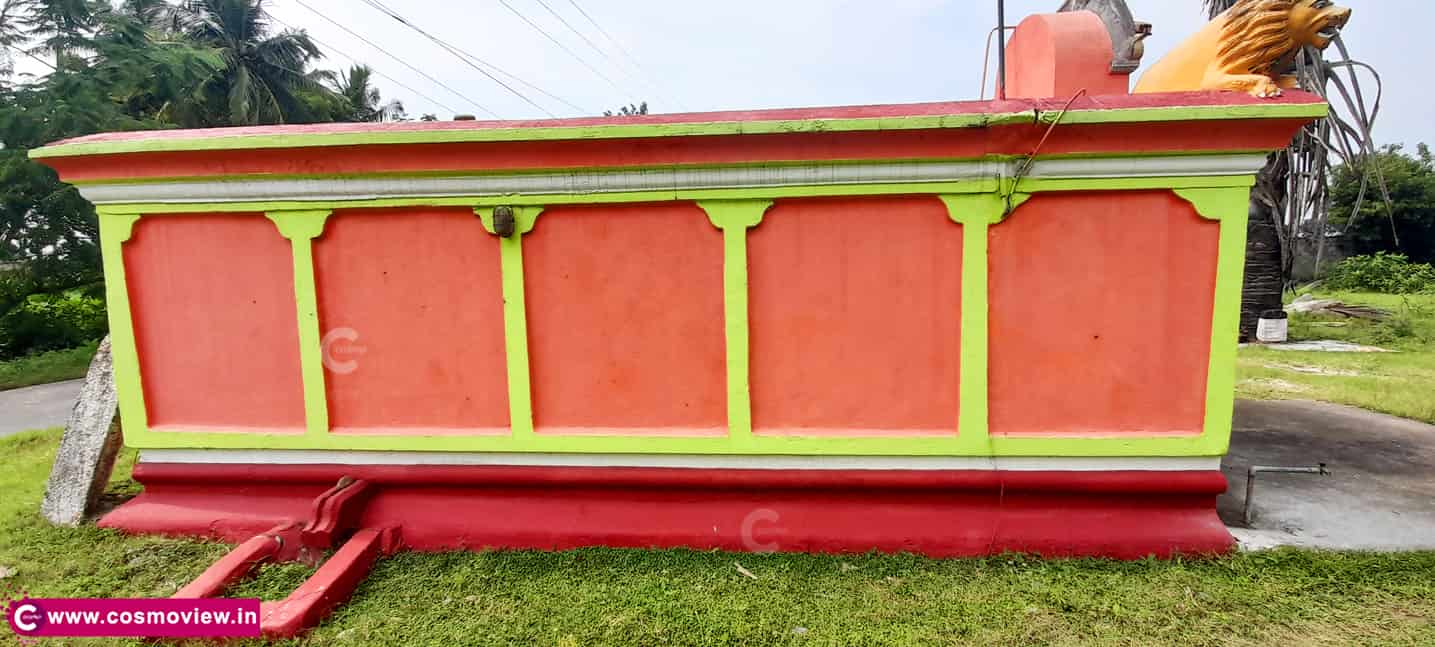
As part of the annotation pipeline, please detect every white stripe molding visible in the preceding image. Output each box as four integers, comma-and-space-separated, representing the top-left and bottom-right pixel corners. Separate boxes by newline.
75, 154, 1267, 205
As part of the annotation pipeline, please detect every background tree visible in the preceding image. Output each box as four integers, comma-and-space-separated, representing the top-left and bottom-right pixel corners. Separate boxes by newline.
326, 64, 405, 122
2, 0, 220, 283
0, 0, 29, 77
21, 0, 102, 65
1331, 144, 1435, 265
175, 0, 328, 126
118, 0, 181, 32
604, 101, 648, 116
0, 0, 412, 359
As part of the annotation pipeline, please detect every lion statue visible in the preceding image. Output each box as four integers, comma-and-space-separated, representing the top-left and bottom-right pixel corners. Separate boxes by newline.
1134, 0, 1351, 98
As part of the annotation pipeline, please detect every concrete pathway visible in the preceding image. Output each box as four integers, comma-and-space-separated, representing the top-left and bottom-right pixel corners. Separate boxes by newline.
0, 379, 83, 438
1221, 400, 1435, 551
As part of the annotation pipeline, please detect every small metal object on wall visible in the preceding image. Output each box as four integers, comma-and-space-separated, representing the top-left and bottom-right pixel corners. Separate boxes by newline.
491, 206, 517, 238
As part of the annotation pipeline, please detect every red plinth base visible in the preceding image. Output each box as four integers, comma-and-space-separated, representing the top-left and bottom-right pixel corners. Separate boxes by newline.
102, 463, 1234, 559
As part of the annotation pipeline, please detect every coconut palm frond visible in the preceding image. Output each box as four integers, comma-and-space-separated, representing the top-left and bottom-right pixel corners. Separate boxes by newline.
174, 0, 331, 125
1203, 0, 1239, 19
327, 64, 398, 122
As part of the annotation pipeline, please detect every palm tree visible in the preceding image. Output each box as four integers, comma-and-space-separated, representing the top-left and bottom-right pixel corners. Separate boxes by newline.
176, 0, 328, 126
327, 64, 404, 122
91, 1, 224, 126
119, 0, 182, 33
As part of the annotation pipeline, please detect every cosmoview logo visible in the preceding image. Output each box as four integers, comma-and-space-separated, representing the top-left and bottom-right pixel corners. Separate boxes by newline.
10, 600, 44, 634
740, 508, 782, 553
6, 597, 259, 639
321, 326, 367, 375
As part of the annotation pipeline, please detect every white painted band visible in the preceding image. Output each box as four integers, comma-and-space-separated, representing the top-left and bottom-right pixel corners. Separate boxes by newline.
76, 154, 1267, 205
1023, 153, 1269, 179
138, 449, 1221, 472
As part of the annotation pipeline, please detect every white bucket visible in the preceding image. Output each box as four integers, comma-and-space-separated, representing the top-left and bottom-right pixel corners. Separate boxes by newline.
1256, 310, 1289, 343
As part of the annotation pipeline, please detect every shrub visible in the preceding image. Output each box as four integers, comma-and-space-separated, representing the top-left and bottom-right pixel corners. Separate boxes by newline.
0, 290, 109, 360
1323, 253, 1435, 294
0, 341, 99, 390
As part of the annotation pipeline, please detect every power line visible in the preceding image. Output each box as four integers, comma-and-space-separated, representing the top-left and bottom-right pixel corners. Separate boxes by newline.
354, 0, 569, 117
494, 0, 633, 101
264, 10, 458, 116
563, 0, 685, 111
1, 42, 56, 71
291, 0, 498, 117
532, 0, 667, 108
433, 39, 589, 115
530, 0, 625, 77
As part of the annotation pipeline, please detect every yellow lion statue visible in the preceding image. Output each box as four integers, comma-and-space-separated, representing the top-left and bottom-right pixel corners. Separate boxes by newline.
1135, 0, 1351, 98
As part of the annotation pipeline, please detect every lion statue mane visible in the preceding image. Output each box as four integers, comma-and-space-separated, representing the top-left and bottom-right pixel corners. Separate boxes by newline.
1134, 0, 1351, 98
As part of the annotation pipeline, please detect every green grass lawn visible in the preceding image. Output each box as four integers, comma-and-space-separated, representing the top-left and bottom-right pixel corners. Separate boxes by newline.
1236, 291, 1435, 424
0, 341, 98, 391
2, 430, 1434, 646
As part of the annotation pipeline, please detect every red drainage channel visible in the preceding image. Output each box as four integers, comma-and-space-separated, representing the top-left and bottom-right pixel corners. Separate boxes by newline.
171, 477, 401, 638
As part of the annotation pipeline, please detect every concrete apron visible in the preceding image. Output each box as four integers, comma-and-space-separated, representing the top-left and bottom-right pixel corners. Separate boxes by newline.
1221, 399, 1435, 551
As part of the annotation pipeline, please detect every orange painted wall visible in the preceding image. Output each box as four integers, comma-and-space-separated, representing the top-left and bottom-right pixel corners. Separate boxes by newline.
988, 191, 1218, 436
1003, 12, 1130, 99
313, 208, 509, 434
124, 215, 306, 431
522, 203, 727, 435
748, 197, 963, 436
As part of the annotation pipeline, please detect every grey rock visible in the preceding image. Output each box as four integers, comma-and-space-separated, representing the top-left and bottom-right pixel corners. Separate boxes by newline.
40, 336, 122, 526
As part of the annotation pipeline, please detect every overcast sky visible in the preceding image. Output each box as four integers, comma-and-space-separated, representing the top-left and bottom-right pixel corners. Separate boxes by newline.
11, 0, 1427, 147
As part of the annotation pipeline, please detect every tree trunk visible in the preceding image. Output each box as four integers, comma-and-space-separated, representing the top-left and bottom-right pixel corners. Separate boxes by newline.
1240, 152, 1289, 341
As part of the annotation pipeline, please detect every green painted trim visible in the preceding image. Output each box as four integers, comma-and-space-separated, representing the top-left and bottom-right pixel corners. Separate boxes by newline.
97, 210, 150, 443
475, 206, 544, 438
1044, 102, 1328, 126
994, 179, 1034, 222
102, 174, 1262, 457
265, 210, 334, 437
986, 433, 1225, 456
1174, 187, 1250, 222
698, 200, 773, 444
118, 425, 1225, 456
939, 193, 1031, 450
1174, 187, 1254, 454
31, 101, 1325, 159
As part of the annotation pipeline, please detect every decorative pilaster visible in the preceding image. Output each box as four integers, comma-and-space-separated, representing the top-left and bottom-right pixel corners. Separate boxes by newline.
698, 200, 774, 442
96, 209, 148, 438
476, 206, 544, 438
266, 210, 334, 437
939, 191, 1030, 449
1175, 187, 1253, 453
